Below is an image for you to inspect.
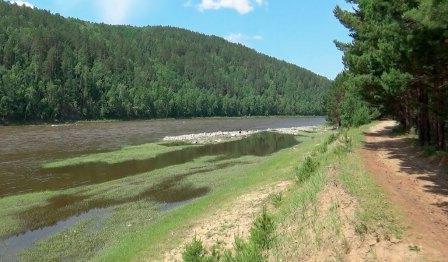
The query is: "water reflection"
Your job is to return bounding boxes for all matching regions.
[1,132,299,196]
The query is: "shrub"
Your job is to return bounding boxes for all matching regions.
[271,193,283,208]
[324,133,339,145]
[249,207,275,250]
[315,133,339,155]
[224,238,263,262]
[296,156,319,183]
[316,143,328,154]
[183,237,208,262]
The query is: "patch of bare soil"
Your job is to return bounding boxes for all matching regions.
[163,181,291,261]
[361,120,448,260]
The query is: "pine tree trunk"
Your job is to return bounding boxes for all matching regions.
[418,85,430,146]
[436,79,446,150]
[436,120,445,150]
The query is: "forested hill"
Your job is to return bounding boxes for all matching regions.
[0,2,330,123]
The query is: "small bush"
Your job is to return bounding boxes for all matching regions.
[249,207,275,250]
[183,237,207,262]
[271,193,282,208]
[354,223,368,235]
[334,131,353,156]
[324,133,339,146]
[317,143,328,154]
[408,245,421,252]
[225,238,263,262]
[296,156,319,183]
[312,133,339,156]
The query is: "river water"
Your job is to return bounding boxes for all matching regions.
[0,116,325,197]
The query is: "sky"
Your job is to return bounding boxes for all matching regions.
[9,0,353,80]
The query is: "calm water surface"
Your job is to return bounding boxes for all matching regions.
[0,116,324,196]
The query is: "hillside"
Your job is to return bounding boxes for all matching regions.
[0,1,330,123]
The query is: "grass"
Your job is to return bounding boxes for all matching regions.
[99,123,402,261]
[43,142,194,168]
[270,137,336,260]
[15,156,257,260]
[268,125,402,260]
[179,132,338,261]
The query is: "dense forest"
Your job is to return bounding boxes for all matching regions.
[327,0,447,150]
[0,1,330,123]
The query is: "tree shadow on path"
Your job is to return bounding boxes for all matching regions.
[362,124,448,214]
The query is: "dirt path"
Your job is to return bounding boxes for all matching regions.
[361,120,448,260]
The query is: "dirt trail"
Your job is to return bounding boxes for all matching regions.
[361,120,448,259]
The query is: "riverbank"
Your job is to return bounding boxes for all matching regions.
[168,125,406,261]
[172,122,448,261]
[0,115,324,127]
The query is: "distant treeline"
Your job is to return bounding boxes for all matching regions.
[327,0,448,150]
[0,2,330,123]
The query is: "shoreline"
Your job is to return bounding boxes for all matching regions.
[0,115,325,127]
[163,125,328,144]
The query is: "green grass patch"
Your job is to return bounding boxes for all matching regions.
[296,156,320,183]
[270,125,402,260]
[43,142,193,168]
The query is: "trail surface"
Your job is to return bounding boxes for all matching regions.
[361,120,448,259]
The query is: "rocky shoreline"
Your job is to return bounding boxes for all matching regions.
[163,125,326,144]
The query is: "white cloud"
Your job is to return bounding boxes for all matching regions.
[198,0,266,15]
[225,33,263,45]
[96,0,134,25]
[9,0,34,8]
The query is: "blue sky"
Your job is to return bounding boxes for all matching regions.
[10,0,353,79]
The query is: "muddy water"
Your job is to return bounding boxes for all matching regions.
[0,116,324,196]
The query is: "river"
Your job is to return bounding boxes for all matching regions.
[0,116,325,197]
